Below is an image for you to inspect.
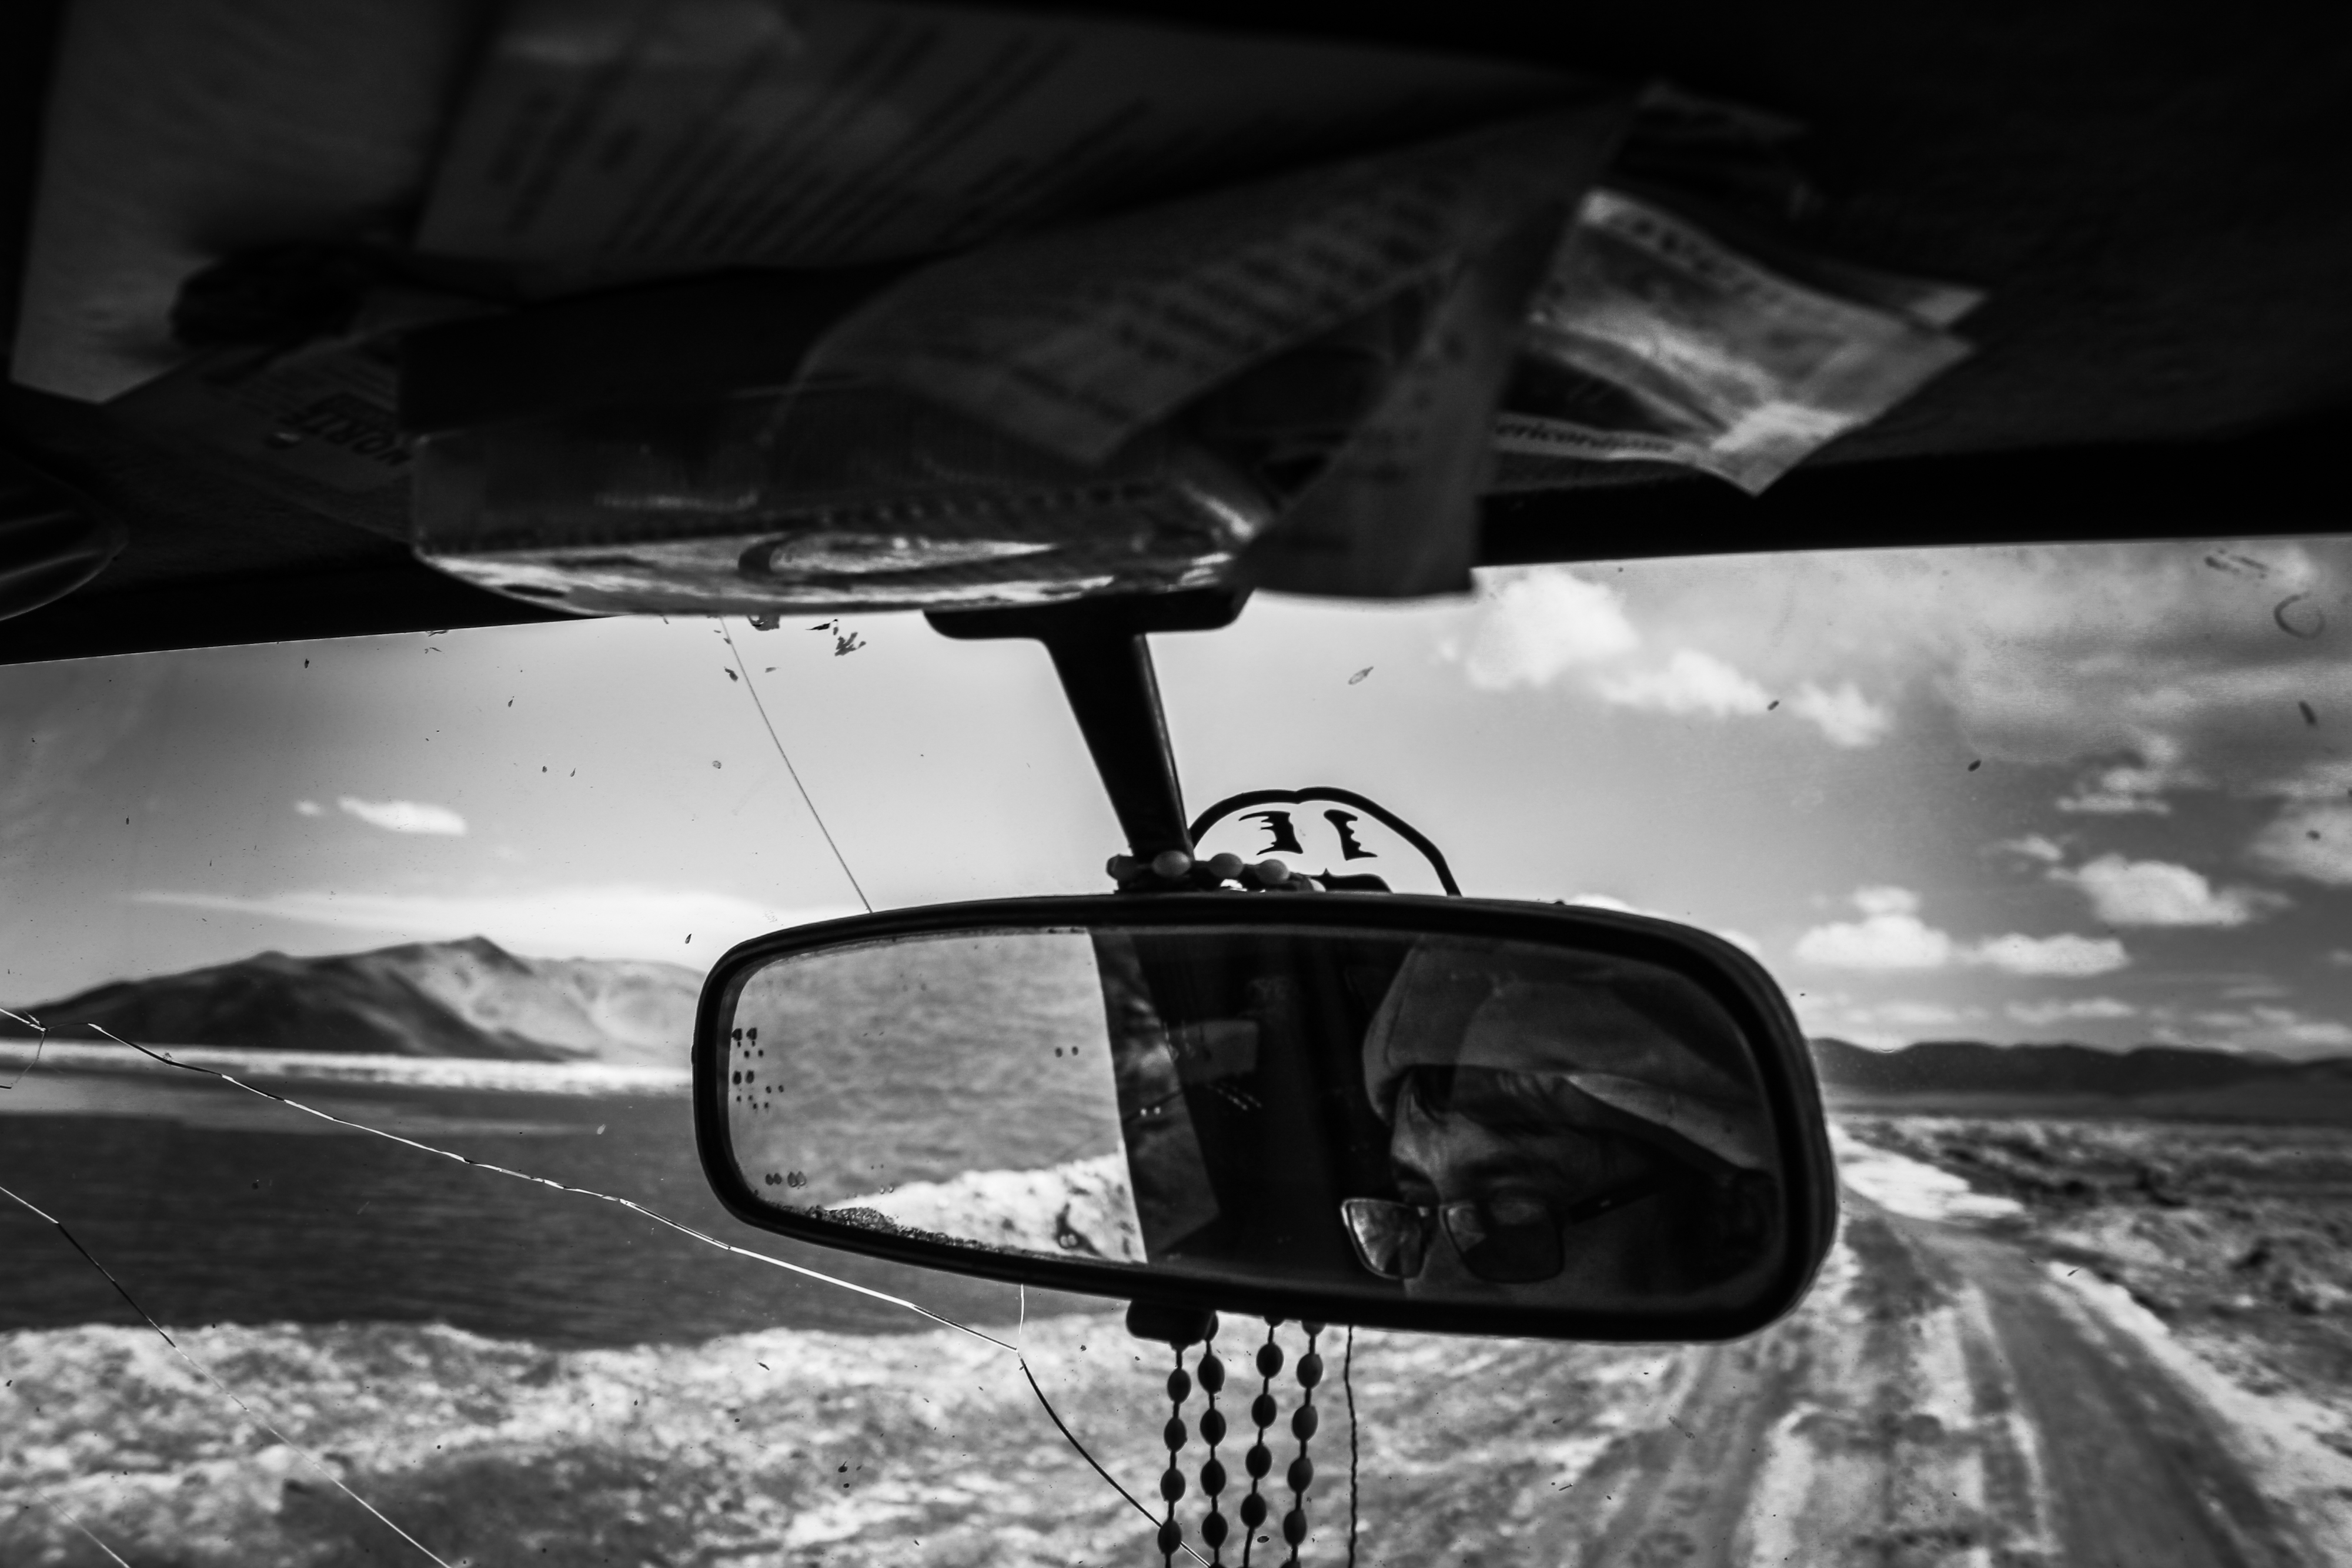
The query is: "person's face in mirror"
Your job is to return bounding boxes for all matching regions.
[1372,1067,1775,1308]
[1349,942,1783,1309]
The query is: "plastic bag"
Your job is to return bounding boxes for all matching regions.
[1492,188,1978,495]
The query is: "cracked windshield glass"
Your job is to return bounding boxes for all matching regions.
[6,539,2352,1567]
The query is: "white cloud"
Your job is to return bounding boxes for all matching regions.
[1563,894,1762,957]
[2055,784,2172,816]
[2054,741,2189,815]
[2247,803,2352,887]
[1565,894,1643,914]
[2271,1019,2352,1049]
[2055,854,2283,927]
[1595,648,1773,718]
[1795,886,2129,976]
[2173,1004,2352,1057]
[337,797,468,836]
[1455,569,1639,690]
[2330,950,2352,968]
[1452,565,1897,748]
[1793,887,1953,971]
[1995,834,2067,863]
[1853,886,1919,917]
[294,800,325,818]
[2264,759,2352,801]
[1788,681,1892,748]
[2008,997,2136,1027]
[1861,1000,1973,1028]
[1794,994,1986,1049]
[1971,932,2131,977]
[129,885,858,963]
[1459,546,2352,775]
[1533,541,2351,804]
[1917,555,2341,794]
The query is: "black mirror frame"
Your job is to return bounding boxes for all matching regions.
[693,892,1839,1343]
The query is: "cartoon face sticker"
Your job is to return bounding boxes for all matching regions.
[1188,788,1456,895]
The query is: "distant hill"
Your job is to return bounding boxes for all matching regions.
[1810,1037,2352,1124]
[0,938,701,1066]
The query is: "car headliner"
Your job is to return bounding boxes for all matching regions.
[1,0,2346,667]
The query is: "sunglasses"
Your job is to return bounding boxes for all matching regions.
[1339,1177,1668,1285]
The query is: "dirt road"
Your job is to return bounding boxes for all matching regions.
[9,1178,2351,1566]
[1569,1197,2327,1568]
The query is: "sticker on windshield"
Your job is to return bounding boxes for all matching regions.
[1188,787,1458,896]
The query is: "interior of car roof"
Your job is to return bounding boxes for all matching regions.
[1,0,2347,666]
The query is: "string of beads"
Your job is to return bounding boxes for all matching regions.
[1238,1320,1281,1562]
[1157,1317,1326,1566]
[1197,1324,1231,1560]
[1284,1325,1324,1564]
[1159,1345,1190,1561]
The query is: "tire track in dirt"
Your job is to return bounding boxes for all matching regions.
[1930,1223,2310,1568]
[1564,1196,2313,1567]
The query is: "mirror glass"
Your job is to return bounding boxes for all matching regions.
[719,923,1788,1313]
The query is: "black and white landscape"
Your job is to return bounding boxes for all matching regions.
[2,935,703,1065]
[7,944,2352,1566]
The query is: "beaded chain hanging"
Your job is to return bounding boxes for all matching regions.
[1197,1324,1232,1558]
[1285,1326,1325,1563]
[1157,1343,1192,1560]
[1157,1317,1329,1567]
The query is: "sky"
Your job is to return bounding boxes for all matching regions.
[4,537,2348,1056]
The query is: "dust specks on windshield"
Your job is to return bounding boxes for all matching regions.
[2275,591,2326,638]
[2206,551,2273,578]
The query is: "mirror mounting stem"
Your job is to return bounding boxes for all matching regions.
[1125,1300,1220,1349]
[928,589,1249,861]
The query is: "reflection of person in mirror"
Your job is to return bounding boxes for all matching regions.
[1344,944,1779,1308]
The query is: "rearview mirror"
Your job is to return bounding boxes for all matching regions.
[693,895,1835,1342]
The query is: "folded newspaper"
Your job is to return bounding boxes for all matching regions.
[413,0,1576,288]
[413,102,1632,610]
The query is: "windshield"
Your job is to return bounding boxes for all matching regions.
[6,540,2351,1565]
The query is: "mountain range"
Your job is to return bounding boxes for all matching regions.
[0,937,701,1066]
[9,941,2349,1115]
[1811,1035,2352,1122]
